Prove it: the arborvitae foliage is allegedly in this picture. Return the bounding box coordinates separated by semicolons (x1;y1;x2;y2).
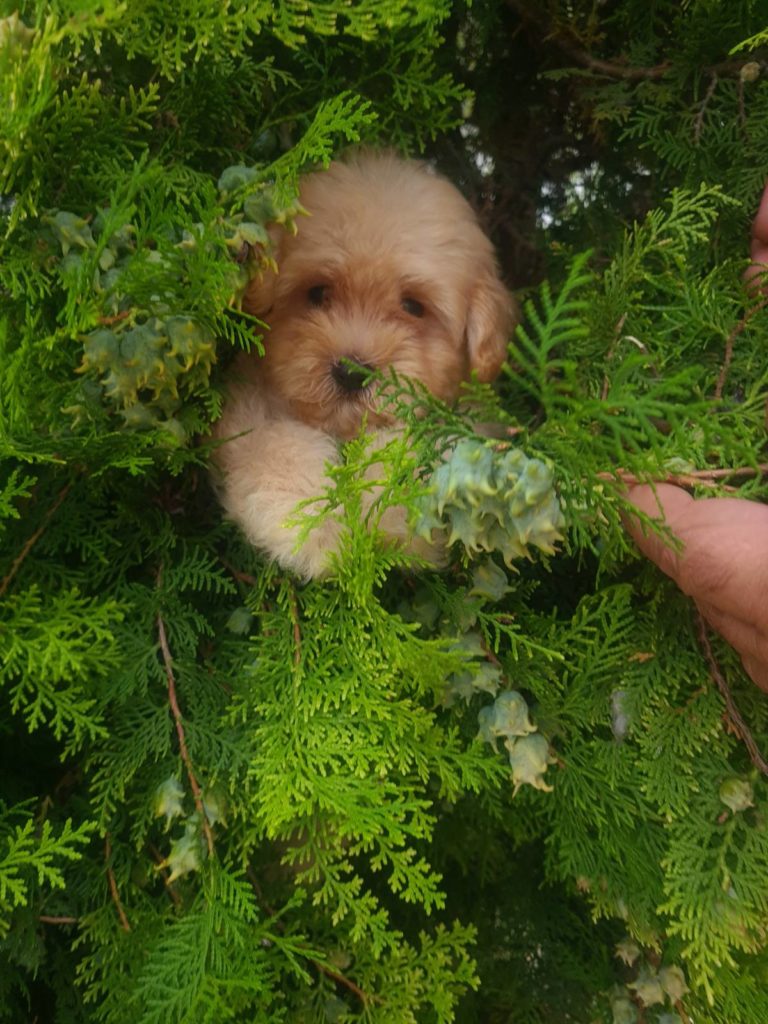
2;2;768;1022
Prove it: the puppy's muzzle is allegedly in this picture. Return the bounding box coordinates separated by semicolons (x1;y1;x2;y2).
331;358;375;394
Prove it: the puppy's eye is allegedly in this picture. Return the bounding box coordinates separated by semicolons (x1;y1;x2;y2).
401;297;424;318
308;284;328;307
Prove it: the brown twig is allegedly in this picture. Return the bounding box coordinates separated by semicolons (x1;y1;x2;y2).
39;915;78;925
508;2;761;82
156;592;215;858
664;463;768;480
518;8;672;81
105;834;131;932
599;463;768;491
600;315;629;402
97;310;131;327
562;47;756;83
245;867;369;1005
693;73;719;143
219;556;259;588
479;636;503;669
286;582;302;670
0;482;72;600
714;298;768;400
147;843;183;905
696;613;768;776
601;471;733;491
674;1001;694;1024
672;684;707;715
634;474;736;491
314;962;369;1005
557;40;672;81
507;0;766;92
738;75;747;134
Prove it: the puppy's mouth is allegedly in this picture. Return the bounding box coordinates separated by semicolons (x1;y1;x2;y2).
326;358;396;438
330;358;376;396
283;356;395;439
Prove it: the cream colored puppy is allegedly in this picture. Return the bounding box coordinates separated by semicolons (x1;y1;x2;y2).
212;151;513;578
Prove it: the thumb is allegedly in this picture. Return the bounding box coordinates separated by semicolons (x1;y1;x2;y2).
623;483;696;585
624;484;768;622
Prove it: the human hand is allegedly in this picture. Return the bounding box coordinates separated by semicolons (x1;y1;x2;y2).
625;483;768;692
745;180;768;291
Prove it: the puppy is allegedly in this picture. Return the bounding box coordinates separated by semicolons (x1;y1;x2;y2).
212;150;514;578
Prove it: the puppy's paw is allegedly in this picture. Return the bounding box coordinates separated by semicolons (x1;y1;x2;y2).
376;503;448;569
406;530;449;569
287;516;343;580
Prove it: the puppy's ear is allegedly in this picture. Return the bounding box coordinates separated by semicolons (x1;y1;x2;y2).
465;275;516;383
241;224;284;317
242;263;278;317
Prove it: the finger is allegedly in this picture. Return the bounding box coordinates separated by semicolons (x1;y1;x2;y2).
623;484;695;582
751;181;768;248
740;653;768;694
745;181;768;292
697;599;768;692
623;483;692;557
745;254;768;294
624;485;768;623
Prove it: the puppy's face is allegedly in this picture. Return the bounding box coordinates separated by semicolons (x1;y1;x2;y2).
244;153;514;439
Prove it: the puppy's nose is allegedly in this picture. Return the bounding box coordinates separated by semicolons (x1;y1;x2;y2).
331;358;375;393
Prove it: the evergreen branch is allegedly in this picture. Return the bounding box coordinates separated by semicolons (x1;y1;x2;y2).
156;588;215;858
510;1;760;82
714;297;768;400
730;28;768;54
507;0;670;79
1;585;117;746
104;833;130;932
0;468;36;534
0;480;71;599
246;865;372;1006
695;614;768;777
5;1;768;1015
0;816;94;932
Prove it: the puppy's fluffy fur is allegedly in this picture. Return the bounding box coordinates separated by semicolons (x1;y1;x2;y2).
212;151;514;578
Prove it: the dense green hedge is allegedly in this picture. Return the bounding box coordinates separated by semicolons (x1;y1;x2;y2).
2;2;768;1021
